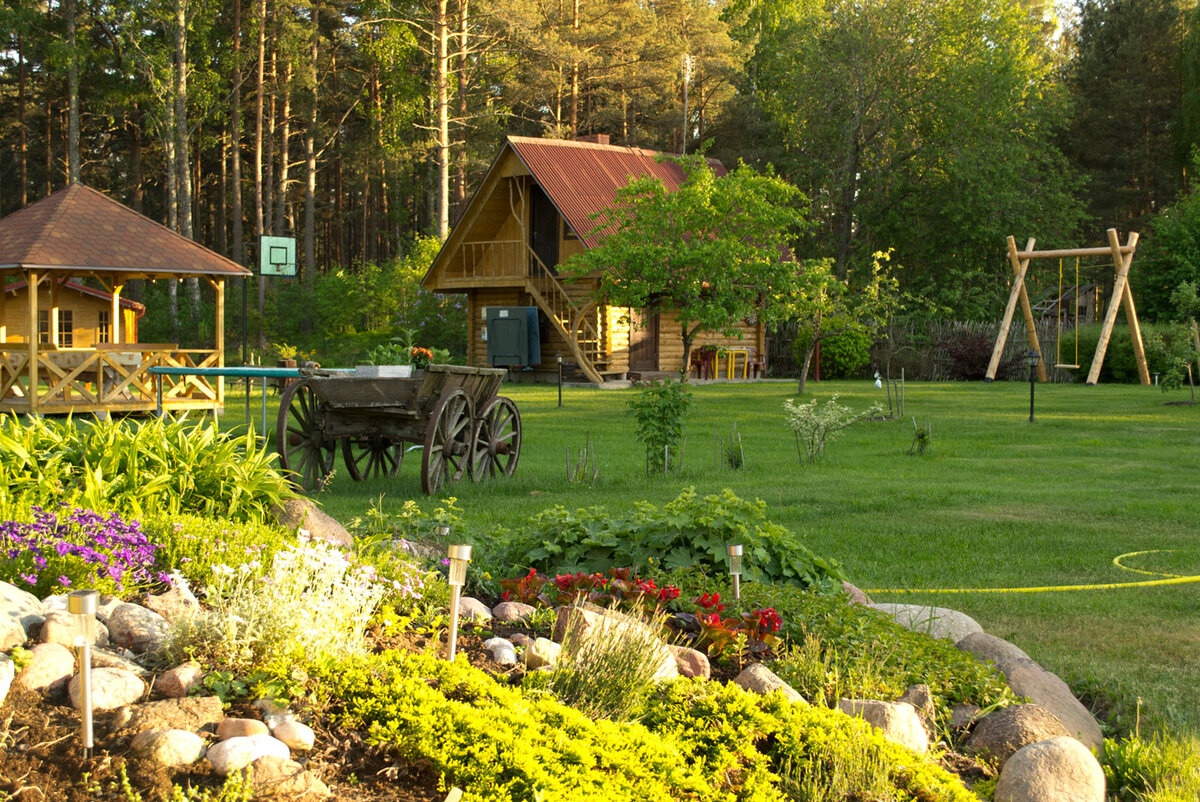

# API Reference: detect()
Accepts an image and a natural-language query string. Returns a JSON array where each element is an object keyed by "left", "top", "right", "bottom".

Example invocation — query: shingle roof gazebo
[{"left": 0, "top": 184, "right": 251, "bottom": 415}]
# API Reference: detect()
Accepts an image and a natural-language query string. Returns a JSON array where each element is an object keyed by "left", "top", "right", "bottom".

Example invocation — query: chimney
[{"left": 575, "top": 134, "right": 610, "bottom": 146}]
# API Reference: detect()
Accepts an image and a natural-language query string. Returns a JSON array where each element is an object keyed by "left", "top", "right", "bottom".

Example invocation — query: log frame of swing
[{"left": 986, "top": 229, "right": 1150, "bottom": 386}]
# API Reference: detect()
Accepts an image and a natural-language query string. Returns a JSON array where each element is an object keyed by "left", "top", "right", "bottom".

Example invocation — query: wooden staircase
[{"left": 522, "top": 246, "right": 608, "bottom": 383}]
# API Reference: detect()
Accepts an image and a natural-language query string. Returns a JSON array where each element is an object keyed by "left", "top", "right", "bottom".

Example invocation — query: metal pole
[
  {"left": 79, "top": 640, "right": 92, "bottom": 757},
  {"left": 1029, "top": 364, "right": 1036, "bottom": 423},
  {"left": 261, "top": 376, "right": 268, "bottom": 440},
  {"left": 732, "top": 573, "right": 741, "bottom": 602},
  {"left": 243, "top": 275, "right": 250, "bottom": 427}
]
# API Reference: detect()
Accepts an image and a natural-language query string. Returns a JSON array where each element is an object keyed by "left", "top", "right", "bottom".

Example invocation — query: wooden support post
[
  {"left": 0, "top": 275, "right": 7, "bottom": 342},
  {"left": 111, "top": 279, "right": 123, "bottom": 344},
  {"left": 1109, "top": 230, "right": 1150, "bottom": 385},
  {"left": 1015, "top": 241, "right": 1048, "bottom": 383},
  {"left": 1087, "top": 229, "right": 1139, "bottom": 385},
  {"left": 987, "top": 237, "right": 1038, "bottom": 381},
  {"left": 49, "top": 277, "right": 60, "bottom": 347},
  {"left": 27, "top": 270, "right": 38, "bottom": 414},
  {"left": 214, "top": 278, "right": 226, "bottom": 405}
]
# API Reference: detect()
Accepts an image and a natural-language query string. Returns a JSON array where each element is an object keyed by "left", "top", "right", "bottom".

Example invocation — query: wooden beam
[
  {"left": 215, "top": 279, "right": 225, "bottom": 405},
  {"left": 987, "top": 237, "right": 1036, "bottom": 381},
  {"left": 111, "top": 278, "right": 123, "bottom": 344},
  {"left": 1016, "top": 242, "right": 1048, "bottom": 383},
  {"left": 49, "top": 277, "right": 60, "bottom": 347},
  {"left": 1109, "top": 230, "right": 1149, "bottom": 385},
  {"left": 0, "top": 277, "right": 6, "bottom": 342},
  {"left": 1015, "top": 245, "right": 1135, "bottom": 260},
  {"left": 1087, "top": 229, "right": 1140, "bottom": 385},
  {"left": 26, "top": 269, "right": 38, "bottom": 414}
]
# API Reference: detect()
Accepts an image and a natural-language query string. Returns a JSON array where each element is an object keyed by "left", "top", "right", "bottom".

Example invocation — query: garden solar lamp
[
  {"left": 68, "top": 589, "right": 99, "bottom": 758},
  {"left": 436, "top": 523, "right": 451, "bottom": 541},
  {"left": 557, "top": 352, "right": 564, "bottom": 408},
  {"left": 1025, "top": 348, "right": 1040, "bottom": 423},
  {"left": 726, "top": 544, "right": 744, "bottom": 601},
  {"left": 446, "top": 543, "right": 472, "bottom": 661}
]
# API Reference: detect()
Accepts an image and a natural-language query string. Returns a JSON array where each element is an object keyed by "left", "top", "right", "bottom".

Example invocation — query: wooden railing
[
  {"left": 457, "top": 240, "right": 530, "bottom": 281},
  {"left": 523, "top": 250, "right": 607, "bottom": 382},
  {"left": 0, "top": 344, "right": 223, "bottom": 415}
]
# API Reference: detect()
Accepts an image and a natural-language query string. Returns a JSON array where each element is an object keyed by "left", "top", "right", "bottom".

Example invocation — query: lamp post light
[
  {"left": 68, "top": 589, "right": 99, "bottom": 758},
  {"left": 445, "top": 544, "right": 472, "bottom": 661},
  {"left": 726, "top": 544, "right": 744, "bottom": 601},
  {"left": 1025, "top": 348, "right": 1041, "bottom": 423},
  {"left": 557, "top": 352, "right": 563, "bottom": 408}
]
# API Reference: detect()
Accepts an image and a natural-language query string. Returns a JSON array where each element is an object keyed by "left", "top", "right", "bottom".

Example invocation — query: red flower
[
  {"left": 754, "top": 608, "right": 782, "bottom": 633},
  {"left": 501, "top": 590, "right": 512, "bottom": 601}
]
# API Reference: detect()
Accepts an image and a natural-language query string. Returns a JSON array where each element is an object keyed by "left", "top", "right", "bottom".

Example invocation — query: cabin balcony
[
  {"left": 0, "top": 343, "right": 224, "bottom": 416},
  {"left": 438, "top": 240, "right": 542, "bottom": 288}
]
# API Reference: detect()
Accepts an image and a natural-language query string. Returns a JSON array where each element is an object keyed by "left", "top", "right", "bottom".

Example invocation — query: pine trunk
[{"left": 66, "top": 0, "right": 80, "bottom": 183}]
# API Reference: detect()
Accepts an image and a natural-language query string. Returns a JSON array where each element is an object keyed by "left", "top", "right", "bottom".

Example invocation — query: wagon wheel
[
  {"left": 342, "top": 436, "right": 404, "bottom": 481},
  {"left": 421, "top": 389, "right": 474, "bottom": 494},
  {"left": 276, "top": 379, "right": 336, "bottom": 492},
  {"left": 470, "top": 396, "right": 522, "bottom": 481}
]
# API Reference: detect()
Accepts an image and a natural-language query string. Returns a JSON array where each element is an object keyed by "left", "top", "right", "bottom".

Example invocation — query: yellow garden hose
[{"left": 867, "top": 550, "right": 1200, "bottom": 595}]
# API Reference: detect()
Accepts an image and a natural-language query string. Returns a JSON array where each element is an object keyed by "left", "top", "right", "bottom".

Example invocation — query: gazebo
[{"left": 0, "top": 184, "right": 250, "bottom": 415}]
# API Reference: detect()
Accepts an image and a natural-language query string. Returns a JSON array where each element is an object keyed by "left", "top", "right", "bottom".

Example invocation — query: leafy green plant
[
  {"left": 545, "top": 605, "right": 673, "bottom": 721},
  {"left": 784, "top": 394, "right": 882, "bottom": 461},
  {"left": 363, "top": 328, "right": 415, "bottom": 365},
  {"left": 909, "top": 417, "right": 932, "bottom": 456},
  {"left": 1102, "top": 731, "right": 1200, "bottom": 802},
  {"left": 141, "top": 512, "right": 293, "bottom": 592},
  {"left": 501, "top": 487, "right": 846, "bottom": 591},
  {"left": 201, "top": 670, "right": 249, "bottom": 704},
  {"left": 627, "top": 379, "right": 694, "bottom": 475}
]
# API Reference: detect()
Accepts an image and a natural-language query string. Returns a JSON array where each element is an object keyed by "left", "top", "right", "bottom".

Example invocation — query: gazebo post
[
  {"left": 111, "top": 280, "right": 123, "bottom": 344},
  {"left": 0, "top": 274, "right": 7, "bottom": 342},
  {"left": 214, "top": 278, "right": 225, "bottom": 405},
  {"left": 26, "top": 269, "right": 38, "bottom": 414},
  {"left": 49, "top": 276, "right": 60, "bottom": 347}
]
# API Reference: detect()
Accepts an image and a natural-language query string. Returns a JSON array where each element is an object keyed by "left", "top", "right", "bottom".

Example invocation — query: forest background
[{"left": 2, "top": 0, "right": 1200, "bottom": 361}]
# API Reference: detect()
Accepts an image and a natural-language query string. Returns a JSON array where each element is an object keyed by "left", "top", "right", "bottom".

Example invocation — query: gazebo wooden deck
[{"left": 0, "top": 185, "right": 251, "bottom": 415}]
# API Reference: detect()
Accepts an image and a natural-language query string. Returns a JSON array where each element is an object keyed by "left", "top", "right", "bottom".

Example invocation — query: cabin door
[
  {"left": 629, "top": 310, "right": 659, "bottom": 371},
  {"left": 529, "top": 185, "right": 559, "bottom": 275}
]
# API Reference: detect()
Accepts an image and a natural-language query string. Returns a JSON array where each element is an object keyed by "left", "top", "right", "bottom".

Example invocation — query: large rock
[
  {"left": 272, "top": 499, "right": 351, "bottom": 548},
  {"left": 458, "top": 597, "right": 493, "bottom": 622},
  {"left": 842, "top": 582, "right": 872, "bottom": 606},
  {"left": 218, "top": 717, "right": 270, "bottom": 740},
  {"left": 1, "top": 581, "right": 45, "bottom": 649},
  {"left": 492, "top": 601, "right": 536, "bottom": 622},
  {"left": 249, "top": 756, "right": 331, "bottom": 798},
  {"left": 143, "top": 584, "right": 201, "bottom": 623},
  {"left": 524, "top": 637, "right": 561, "bottom": 670},
  {"left": 956, "top": 632, "right": 1031, "bottom": 668},
  {"left": 16, "top": 642, "right": 76, "bottom": 694},
  {"left": 114, "top": 695, "right": 225, "bottom": 736},
  {"left": 70, "top": 667, "right": 145, "bottom": 711},
  {"left": 0, "top": 654, "right": 15, "bottom": 707},
  {"left": 92, "top": 648, "right": 152, "bottom": 677},
  {"left": 272, "top": 720, "right": 315, "bottom": 752},
  {"left": 838, "top": 699, "right": 929, "bottom": 754},
  {"left": 207, "top": 734, "right": 291, "bottom": 776},
  {"left": 156, "top": 662, "right": 205, "bottom": 698},
  {"left": 39, "top": 610, "right": 110, "bottom": 649},
  {"left": 553, "top": 604, "right": 678, "bottom": 682},
  {"left": 130, "top": 729, "right": 207, "bottom": 767},
  {"left": 482, "top": 637, "right": 517, "bottom": 665},
  {"left": 994, "top": 736, "right": 1105, "bottom": 802},
  {"left": 870, "top": 603, "right": 982, "bottom": 642},
  {"left": 997, "top": 660, "right": 1103, "bottom": 751},
  {"left": 106, "top": 603, "right": 168, "bottom": 654},
  {"left": 898, "top": 684, "right": 935, "bottom": 737},
  {"left": 734, "top": 663, "right": 806, "bottom": 705},
  {"left": 669, "top": 645, "right": 711, "bottom": 679},
  {"left": 967, "top": 704, "right": 1071, "bottom": 767}
]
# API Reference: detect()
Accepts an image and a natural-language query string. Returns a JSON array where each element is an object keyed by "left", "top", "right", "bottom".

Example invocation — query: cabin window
[
  {"left": 38, "top": 311, "right": 50, "bottom": 344},
  {"left": 59, "top": 310, "right": 74, "bottom": 347},
  {"left": 562, "top": 219, "right": 578, "bottom": 240},
  {"left": 99, "top": 310, "right": 111, "bottom": 344}
]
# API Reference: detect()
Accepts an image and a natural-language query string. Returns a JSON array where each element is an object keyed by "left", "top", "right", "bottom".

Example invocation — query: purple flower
[
  {"left": 19, "top": 573, "right": 36, "bottom": 585},
  {"left": 58, "top": 575, "right": 71, "bottom": 587}
]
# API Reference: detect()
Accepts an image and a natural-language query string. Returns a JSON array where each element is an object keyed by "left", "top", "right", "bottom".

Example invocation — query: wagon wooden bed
[{"left": 276, "top": 364, "right": 520, "bottom": 494}]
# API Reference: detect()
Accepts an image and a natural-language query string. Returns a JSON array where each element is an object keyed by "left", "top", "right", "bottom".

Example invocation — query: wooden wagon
[{"left": 276, "top": 364, "right": 520, "bottom": 494}]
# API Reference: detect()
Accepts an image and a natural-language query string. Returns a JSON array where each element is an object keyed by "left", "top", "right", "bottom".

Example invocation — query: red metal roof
[
  {"left": 506, "top": 136, "right": 727, "bottom": 249},
  {"left": 0, "top": 184, "right": 251, "bottom": 277}
]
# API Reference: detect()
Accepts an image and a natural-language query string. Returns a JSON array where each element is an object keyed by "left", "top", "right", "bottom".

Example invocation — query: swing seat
[{"left": 1055, "top": 363, "right": 1080, "bottom": 370}]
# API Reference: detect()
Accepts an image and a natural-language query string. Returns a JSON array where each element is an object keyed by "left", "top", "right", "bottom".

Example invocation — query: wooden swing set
[{"left": 986, "top": 228, "right": 1150, "bottom": 385}]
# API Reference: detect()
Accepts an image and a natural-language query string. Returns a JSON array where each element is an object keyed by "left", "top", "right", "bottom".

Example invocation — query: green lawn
[{"left": 233, "top": 377, "right": 1200, "bottom": 733}]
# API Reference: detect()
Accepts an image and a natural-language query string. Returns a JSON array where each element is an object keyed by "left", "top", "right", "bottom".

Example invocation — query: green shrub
[
  {"left": 499, "top": 487, "right": 846, "bottom": 592},
  {"left": 1058, "top": 323, "right": 1193, "bottom": 383},
  {"left": 627, "top": 378, "right": 694, "bottom": 475},
  {"left": 0, "top": 415, "right": 293, "bottom": 523},
  {"left": 314, "top": 649, "right": 975, "bottom": 802},
  {"left": 140, "top": 512, "right": 295, "bottom": 591},
  {"left": 796, "top": 326, "right": 873, "bottom": 379},
  {"left": 783, "top": 394, "right": 882, "bottom": 462}
]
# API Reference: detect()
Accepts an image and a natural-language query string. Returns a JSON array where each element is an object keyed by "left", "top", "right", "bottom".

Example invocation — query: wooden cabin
[
  {"left": 2, "top": 279, "right": 145, "bottom": 348},
  {"left": 0, "top": 184, "right": 250, "bottom": 415},
  {"left": 422, "top": 135, "right": 768, "bottom": 383}
]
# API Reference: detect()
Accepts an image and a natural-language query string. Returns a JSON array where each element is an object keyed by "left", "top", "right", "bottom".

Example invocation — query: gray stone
[
  {"left": 114, "top": 695, "right": 225, "bottom": 736},
  {"left": 994, "top": 736, "right": 1105, "bottom": 802},
  {"left": 94, "top": 595, "right": 124, "bottom": 624},
  {"left": 967, "top": 704, "right": 1071, "bottom": 768},
  {"left": 218, "top": 717, "right": 270, "bottom": 740},
  {"left": 898, "top": 684, "right": 936, "bottom": 736},
  {"left": 524, "top": 637, "right": 561, "bottom": 670},
  {"left": 42, "top": 594, "right": 70, "bottom": 614},
  {"left": 39, "top": 610, "right": 109, "bottom": 649},
  {"left": 553, "top": 603, "right": 678, "bottom": 682},
  {"left": 734, "top": 663, "right": 806, "bottom": 705},
  {"left": 951, "top": 703, "right": 983, "bottom": 730},
  {"left": 16, "top": 642, "right": 75, "bottom": 694},
  {"left": 207, "top": 734, "right": 291, "bottom": 776},
  {"left": 106, "top": 603, "right": 168, "bottom": 654},
  {"left": 130, "top": 729, "right": 207, "bottom": 767},
  {"left": 492, "top": 601, "right": 536, "bottom": 622},
  {"left": 842, "top": 582, "right": 872, "bottom": 606},
  {"left": 155, "top": 661, "right": 205, "bottom": 698},
  {"left": 70, "top": 667, "right": 145, "bottom": 710},
  {"left": 669, "top": 645, "right": 711, "bottom": 679},
  {"left": 92, "top": 647, "right": 152, "bottom": 677},
  {"left": 272, "top": 719, "right": 315, "bottom": 752},
  {"left": 482, "top": 637, "right": 517, "bottom": 665},
  {"left": 998, "top": 660, "right": 1103, "bottom": 751},
  {"left": 249, "top": 756, "right": 331, "bottom": 798},
  {"left": 144, "top": 584, "right": 201, "bottom": 623},
  {"left": 1, "top": 581, "right": 45, "bottom": 649},
  {"left": 870, "top": 603, "right": 982, "bottom": 642},
  {"left": 272, "top": 499, "right": 351, "bottom": 548},
  {"left": 838, "top": 699, "right": 929, "bottom": 754},
  {"left": 0, "top": 654, "right": 14, "bottom": 707},
  {"left": 956, "top": 632, "right": 1032, "bottom": 668},
  {"left": 458, "top": 597, "right": 493, "bottom": 622},
  {"left": 510, "top": 632, "right": 533, "bottom": 648}
]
